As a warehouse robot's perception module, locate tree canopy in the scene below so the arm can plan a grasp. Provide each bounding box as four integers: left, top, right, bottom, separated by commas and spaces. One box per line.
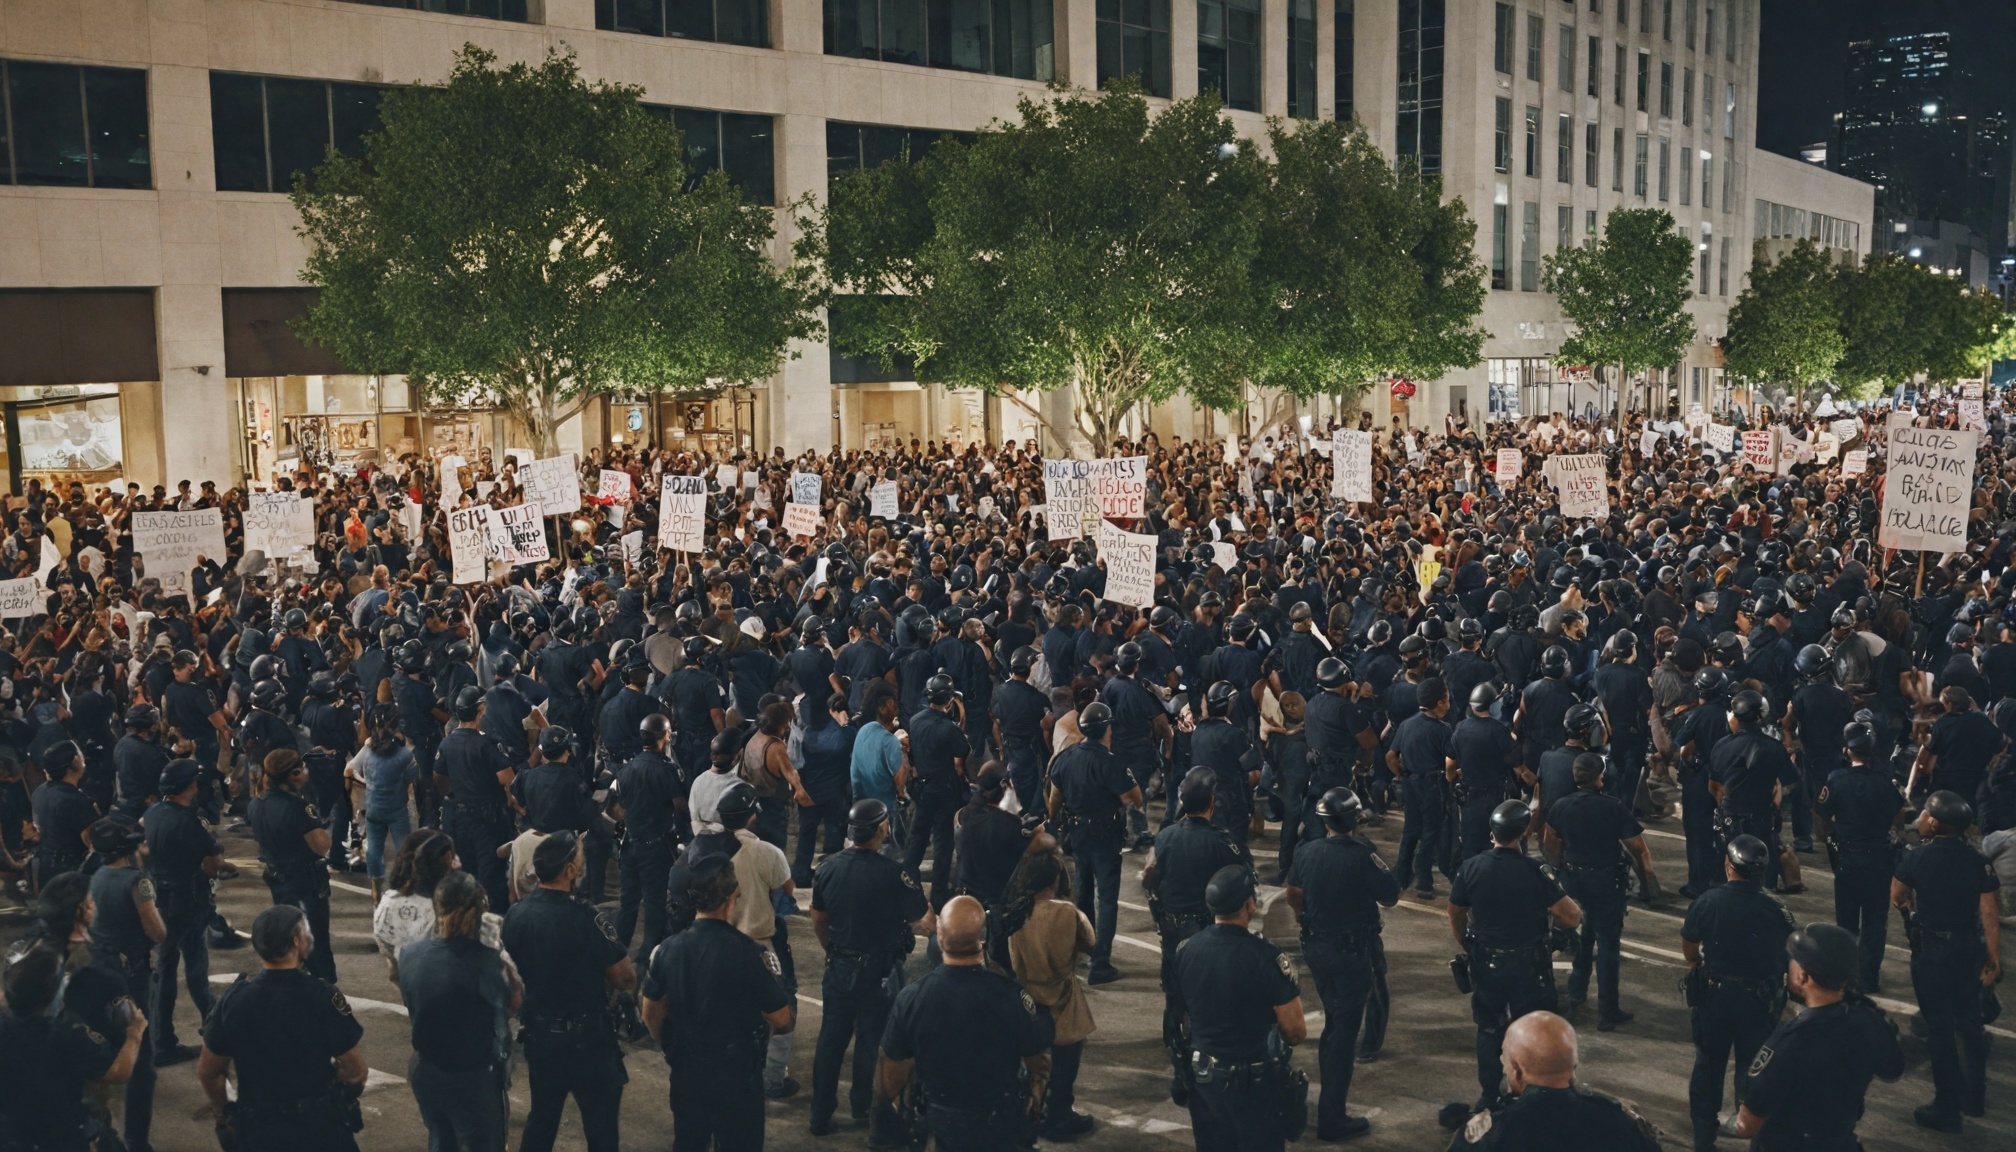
1722, 239, 1847, 405
1833, 252, 2011, 392
293, 47, 820, 456
1540, 207, 1696, 386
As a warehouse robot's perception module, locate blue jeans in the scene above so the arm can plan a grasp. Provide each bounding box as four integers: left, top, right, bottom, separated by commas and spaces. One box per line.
366, 810, 412, 880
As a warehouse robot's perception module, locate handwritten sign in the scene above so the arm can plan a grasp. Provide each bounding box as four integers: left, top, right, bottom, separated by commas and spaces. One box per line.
440, 455, 466, 507
1044, 457, 1148, 522
1551, 454, 1610, 519
869, 481, 899, 519
1096, 519, 1157, 608
781, 500, 822, 539
1813, 430, 1840, 462
131, 509, 226, 598
790, 472, 822, 507
448, 506, 494, 585
1639, 430, 1660, 457
1829, 418, 1860, 446
494, 502, 549, 563
1705, 423, 1736, 453
1331, 430, 1373, 503
1841, 449, 1868, 477
598, 469, 632, 504
1960, 398, 1986, 430
1416, 559, 1442, 605
659, 475, 707, 553
717, 462, 738, 487
1495, 448, 1523, 481
620, 530, 644, 566
1880, 426, 1976, 555
1741, 430, 1776, 468
1210, 542, 1237, 572
244, 492, 314, 556
521, 454, 581, 515
0, 577, 43, 619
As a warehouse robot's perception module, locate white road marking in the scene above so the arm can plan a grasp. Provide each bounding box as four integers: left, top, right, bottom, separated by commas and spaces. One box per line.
1114, 933, 1163, 954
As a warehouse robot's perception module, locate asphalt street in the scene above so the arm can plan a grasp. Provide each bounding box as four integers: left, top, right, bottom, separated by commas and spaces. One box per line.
50, 807, 2016, 1152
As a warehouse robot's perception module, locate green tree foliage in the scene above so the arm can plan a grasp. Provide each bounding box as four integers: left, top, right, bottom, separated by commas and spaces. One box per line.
1722, 239, 1846, 407
819, 87, 1266, 453
1540, 207, 1696, 393
1246, 119, 1487, 401
293, 47, 819, 456
1832, 252, 2013, 390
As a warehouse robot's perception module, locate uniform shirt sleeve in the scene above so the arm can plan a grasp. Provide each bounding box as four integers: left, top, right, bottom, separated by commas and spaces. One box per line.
1448, 861, 1475, 909
56, 1016, 118, 1084
321, 984, 366, 1056
891, 867, 930, 923
747, 938, 792, 1015
586, 906, 629, 969
1893, 845, 1919, 885
641, 937, 675, 1001
880, 984, 919, 1062
1680, 893, 1712, 943
1739, 1024, 1795, 1120
1261, 940, 1300, 1006
1100, 754, 1134, 799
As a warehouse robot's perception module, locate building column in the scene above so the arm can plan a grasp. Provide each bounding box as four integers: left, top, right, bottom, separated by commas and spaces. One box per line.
541, 0, 596, 30
148, 59, 234, 488
1260, 0, 1289, 118
771, 108, 832, 454
1056, 0, 1098, 90
1313, 0, 1334, 119
1171, 0, 1200, 101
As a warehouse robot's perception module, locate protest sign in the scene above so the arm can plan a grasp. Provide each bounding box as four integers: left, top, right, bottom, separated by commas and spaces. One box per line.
1640, 430, 1660, 457
1880, 426, 1977, 555
1705, 424, 1736, 453
620, 531, 644, 566
494, 502, 550, 563
1495, 448, 1523, 481
717, 462, 738, 487
1887, 408, 1917, 437
447, 506, 494, 585
1551, 454, 1610, 519
1777, 430, 1809, 476
978, 495, 998, 520
521, 454, 581, 515
782, 501, 822, 538
1960, 397, 1985, 430
1417, 559, 1442, 604
658, 475, 707, 553
400, 500, 424, 543
131, 509, 226, 598
440, 455, 466, 506
1043, 457, 1148, 521
1813, 430, 1840, 462
1741, 430, 1776, 468
475, 481, 494, 501
791, 472, 822, 507
1842, 449, 1868, 477
0, 577, 42, 619
244, 492, 314, 557
1096, 519, 1157, 608
598, 469, 632, 504
1829, 418, 1861, 446
869, 481, 899, 519
1331, 430, 1373, 503
1210, 542, 1237, 572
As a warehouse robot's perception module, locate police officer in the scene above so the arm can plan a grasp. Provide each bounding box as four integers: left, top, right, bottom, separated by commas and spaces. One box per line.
1512, 646, 1578, 770
1289, 658, 1357, 876
809, 799, 932, 1135
387, 641, 448, 829
1892, 790, 2000, 1132
597, 658, 664, 778
612, 713, 682, 963
1670, 666, 1735, 898
1679, 835, 1793, 1152
394, 871, 515, 1152
1710, 690, 1799, 892
641, 853, 795, 1151
1284, 787, 1399, 1141
1445, 1012, 1660, 1151
1100, 642, 1173, 849
501, 830, 637, 1152
198, 906, 367, 1152
661, 636, 727, 783
435, 686, 517, 911
1543, 754, 1654, 1031
87, 815, 165, 1152
115, 704, 181, 821
160, 650, 228, 811
1144, 767, 1243, 1100
1782, 644, 1852, 856
238, 678, 295, 790
992, 648, 1054, 814
539, 619, 603, 767
302, 672, 360, 871
518, 725, 595, 834
1446, 799, 1581, 1114
1387, 677, 1454, 899
30, 741, 95, 886
1049, 701, 1142, 986
250, 749, 338, 983
1732, 924, 1905, 1150
905, 675, 972, 910
1192, 682, 1260, 858
1170, 866, 1308, 1152
875, 895, 1053, 1152
146, 759, 228, 1066
1811, 721, 1903, 991
1451, 683, 1523, 861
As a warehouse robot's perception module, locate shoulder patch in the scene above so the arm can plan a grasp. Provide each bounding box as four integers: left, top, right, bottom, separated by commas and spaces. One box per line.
83, 1027, 107, 1046
134, 877, 156, 903
901, 872, 919, 890
1814, 787, 1829, 806
1748, 1045, 1773, 1076
595, 911, 620, 943
1463, 1109, 1493, 1144
303, 803, 322, 821
331, 987, 354, 1017
1277, 953, 1296, 980
1371, 851, 1390, 872
763, 949, 783, 977
1021, 989, 1038, 1016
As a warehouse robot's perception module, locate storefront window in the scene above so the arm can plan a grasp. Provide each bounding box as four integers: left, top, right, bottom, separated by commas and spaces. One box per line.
8, 385, 125, 489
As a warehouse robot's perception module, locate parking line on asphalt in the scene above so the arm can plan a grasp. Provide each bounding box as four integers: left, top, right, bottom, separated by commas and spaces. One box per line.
1114, 933, 1162, 954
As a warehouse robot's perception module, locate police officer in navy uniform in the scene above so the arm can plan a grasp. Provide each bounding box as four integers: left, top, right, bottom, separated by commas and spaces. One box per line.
1709, 690, 1799, 892
1543, 753, 1654, 1031
1192, 681, 1259, 858
1284, 787, 1399, 1141
145, 759, 227, 1066
1892, 790, 2000, 1132
1100, 642, 1173, 849
809, 798, 932, 1135
905, 675, 972, 910
238, 679, 296, 792
87, 815, 165, 1152
875, 895, 1053, 1152
1387, 677, 1454, 899
642, 853, 795, 1152
30, 741, 95, 886
198, 905, 367, 1152
1810, 721, 1903, 991
249, 749, 338, 983
387, 642, 448, 829
1731, 923, 1903, 1151
992, 648, 1054, 814
1451, 683, 1523, 861
1445, 799, 1581, 1115
501, 830, 637, 1152
1170, 865, 1308, 1152
1679, 835, 1793, 1152
662, 636, 728, 783
1446, 1011, 1659, 1152
1288, 658, 1357, 876
1144, 767, 1242, 1101
597, 658, 664, 778
612, 713, 681, 963
518, 726, 595, 834
1049, 701, 1141, 985
161, 650, 228, 813
1670, 667, 1735, 898
302, 672, 360, 872
435, 685, 517, 911
1782, 645, 1853, 855
115, 704, 180, 821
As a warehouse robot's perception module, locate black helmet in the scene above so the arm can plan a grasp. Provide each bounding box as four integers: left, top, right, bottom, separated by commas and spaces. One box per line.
640, 713, 672, 743
1203, 865, 1257, 916
1841, 721, 1877, 759
800, 615, 826, 639
395, 641, 427, 672
446, 638, 474, 663
1923, 789, 1974, 831
1727, 689, 1767, 727
493, 651, 519, 679
1786, 923, 1859, 990
1539, 645, 1572, 679
1793, 644, 1831, 680
1315, 658, 1349, 690
1077, 701, 1113, 741
124, 704, 160, 730
1709, 632, 1743, 665
249, 680, 285, 710
283, 607, 308, 631
538, 726, 573, 759
1549, 565, 1575, 591
452, 685, 484, 721
1366, 620, 1393, 646
1398, 635, 1427, 661
1203, 681, 1239, 718
1315, 787, 1361, 829
1227, 615, 1258, 642
1725, 834, 1769, 878
1488, 799, 1531, 843
1008, 646, 1038, 675
249, 654, 279, 683
1486, 590, 1512, 614
846, 798, 890, 839
924, 675, 956, 706
1512, 606, 1540, 630
1829, 605, 1856, 629
682, 636, 710, 661
1946, 622, 1975, 646
307, 672, 339, 700
235, 629, 268, 668
1418, 617, 1449, 643
1149, 605, 1179, 630
1469, 682, 1501, 712
1693, 666, 1730, 697
717, 780, 760, 825
1785, 573, 1818, 603
1456, 618, 1484, 644
1563, 702, 1602, 742
1115, 642, 1143, 672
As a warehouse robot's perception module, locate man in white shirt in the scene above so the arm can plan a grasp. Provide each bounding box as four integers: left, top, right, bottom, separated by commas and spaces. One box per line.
687, 727, 747, 836
718, 784, 799, 1099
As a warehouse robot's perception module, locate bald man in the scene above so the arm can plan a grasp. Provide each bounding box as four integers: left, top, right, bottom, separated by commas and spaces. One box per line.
874, 896, 1054, 1150
1446, 1012, 1659, 1151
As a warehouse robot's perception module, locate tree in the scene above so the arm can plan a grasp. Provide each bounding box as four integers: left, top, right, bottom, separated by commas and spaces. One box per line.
1831, 252, 1922, 392
817, 86, 1266, 454
293, 47, 820, 456
1246, 119, 1487, 403
1722, 239, 1846, 408
1540, 207, 1696, 408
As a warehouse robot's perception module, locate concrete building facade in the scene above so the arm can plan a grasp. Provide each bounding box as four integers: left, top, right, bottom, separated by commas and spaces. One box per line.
0, 0, 1871, 493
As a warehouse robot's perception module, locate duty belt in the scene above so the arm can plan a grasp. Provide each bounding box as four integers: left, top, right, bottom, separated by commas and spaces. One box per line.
1703, 973, 1781, 1001
1189, 1051, 1284, 1085
1301, 926, 1378, 952
525, 1013, 604, 1037
1159, 911, 1212, 935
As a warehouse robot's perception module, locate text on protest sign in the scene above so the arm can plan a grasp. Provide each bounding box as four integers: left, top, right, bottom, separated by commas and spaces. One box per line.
1879, 425, 1976, 555
1551, 454, 1610, 519
494, 503, 550, 563
1043, 457, 1148, 522
448, 506, 494, 585
1829, 418, 1860, 446
1096, 520, 1157, 608
521, 454, 582, 515
1495, 448, 1523, 482
659, 475, 707, 553
790, 472, 822, 507
244, 492, 315, 556
0, 577, 42, 619
1331, 430, 1373, 503
1705, 424, 1736, 453
441, 455, 466, 506
781, 501, 822, 539
1841, 449, 1868, 477
869, 481, 899, 520
598, 469, 632, 504
132, 509, 227, 598
1741, 430, 1775, 468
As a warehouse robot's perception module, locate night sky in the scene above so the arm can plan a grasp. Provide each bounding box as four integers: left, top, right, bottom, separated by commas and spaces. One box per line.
1756, 0, 2016, 158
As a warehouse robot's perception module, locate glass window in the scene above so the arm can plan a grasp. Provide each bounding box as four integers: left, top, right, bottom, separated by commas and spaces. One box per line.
1586, 35, 1599, 96
1703, 71, 1713, 123
264, 77, 330, 195
992, 0, 1057, 78
1639, 0, 1649, 32
1681, 67, 1693, 125
1493, 3, 1514, 74
1724, 0, 1734, 61
1558, 25, 1572, 90
1633, 131, 1647, 196
1287, 0, 1318, 119
1722, 152, 1733, 208
1524, 104, 1539, 177
1584, 121, 1597, 186
1684, 0, 1695, 48
1098, 0, 1171, 97
827, 120, 972, 186
1493, 97, 1511, 172
1678, 142, 1690, 204
1520, 201, 1540, 291
83, 67, 150, 190
209, 72, 266, 192
1612, 126, 1623, 189
1635, 50, 1648, 112
881, 0, 927, 65
1586, 208, 1597, 237
1661, 0, 1671, 39
1492, 202, 1509, 289
1335, 0, 1354, 120
1395, 0, 1444, 173
1526, 13, 1542, 81
210, 71, 391, 194
1659, 61, 1671, 116
7, 61, 89, 187
1697, 220, 1710, 286
651, 106, 777, 205
604, 0, 765, 43
1718, 234, 1730, 294
1557, 113, 1571, 182
928, 0, 994, 72
330, 83, 383, 160
1723, 81, 1734, 137
1656, 135, 1668, 200
352, 0, 529, 17
1199, 0, 1261, 112
825, 0, 878, 56
1557, 203, 1572, 249
1613, 44, 1624, 104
